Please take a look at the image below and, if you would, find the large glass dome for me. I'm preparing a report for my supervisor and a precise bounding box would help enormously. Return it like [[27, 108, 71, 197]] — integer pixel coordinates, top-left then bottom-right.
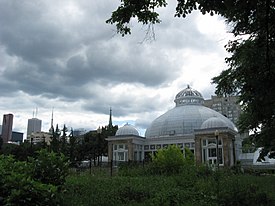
[[145, 86, 237, 138]]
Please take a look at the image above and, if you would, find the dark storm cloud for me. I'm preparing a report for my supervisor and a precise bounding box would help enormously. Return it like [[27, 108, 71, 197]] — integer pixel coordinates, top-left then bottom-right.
[[65, 40, 179, 86], [0, 1, 75, 63], [0, 0, 182, 102]]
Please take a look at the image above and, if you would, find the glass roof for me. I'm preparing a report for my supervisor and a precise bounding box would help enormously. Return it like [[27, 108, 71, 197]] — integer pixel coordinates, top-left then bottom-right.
[[145, 86, 237, 138], [116, 123, 139, 136]]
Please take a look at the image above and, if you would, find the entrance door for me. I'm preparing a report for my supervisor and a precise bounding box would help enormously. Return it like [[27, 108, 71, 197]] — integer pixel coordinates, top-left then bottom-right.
[[202, 139, 223, 166], [208, 148, 217, 165]]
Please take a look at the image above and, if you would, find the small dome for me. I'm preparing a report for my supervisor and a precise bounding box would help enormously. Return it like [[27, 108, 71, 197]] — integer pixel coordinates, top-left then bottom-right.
[[174, 85, 204, 106], [201, 117, 232, 130], [115, 123, 139, 136]]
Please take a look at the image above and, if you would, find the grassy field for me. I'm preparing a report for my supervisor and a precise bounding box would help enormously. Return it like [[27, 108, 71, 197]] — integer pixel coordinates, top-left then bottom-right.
[[61, 166, 275, 206]]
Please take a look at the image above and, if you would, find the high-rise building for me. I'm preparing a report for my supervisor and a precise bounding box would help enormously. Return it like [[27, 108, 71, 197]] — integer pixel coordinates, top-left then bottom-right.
[[203, 95, 248, 148], [27, 118, 42, 137], [11, 131, 24, 144], [203, 96, 241, 127], [1, 114, 14, 143]]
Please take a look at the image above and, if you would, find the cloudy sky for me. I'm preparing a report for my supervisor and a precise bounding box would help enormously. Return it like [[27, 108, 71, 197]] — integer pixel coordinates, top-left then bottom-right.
[[0, 0, 232, 137]]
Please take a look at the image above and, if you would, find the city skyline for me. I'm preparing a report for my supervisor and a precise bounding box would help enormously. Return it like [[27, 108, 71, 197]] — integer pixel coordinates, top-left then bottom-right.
[[1, 92, 242, 140]]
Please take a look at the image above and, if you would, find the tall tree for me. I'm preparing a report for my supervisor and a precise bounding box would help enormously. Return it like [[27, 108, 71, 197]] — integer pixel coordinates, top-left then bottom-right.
[[97, 125, 118, 165], [67, 128, 78, 166], [50, 124, 61, 153], [55, 124, 61, 139], [83, 131, 95, 164], [60, 124, 68, 154], [107, 0, 275, 155]]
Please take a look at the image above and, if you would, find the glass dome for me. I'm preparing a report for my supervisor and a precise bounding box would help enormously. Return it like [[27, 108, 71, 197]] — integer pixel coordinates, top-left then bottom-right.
[[145, 86, 237, 138], [116, 123, 139, 136], [201, 117, 233, 130]]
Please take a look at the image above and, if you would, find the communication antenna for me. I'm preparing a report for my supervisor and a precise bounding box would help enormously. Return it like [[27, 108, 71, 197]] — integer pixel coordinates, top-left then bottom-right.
[[35, 107, 38, 118]]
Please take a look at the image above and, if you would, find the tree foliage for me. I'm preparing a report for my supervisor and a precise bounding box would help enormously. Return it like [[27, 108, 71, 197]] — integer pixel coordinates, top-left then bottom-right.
[[107, 0, 275, 151], [106, 0, 167, 36], [0, 137, 3, 150], [0, 142, 37, 161], [152, 145, 194, 174], [28, 149, 69, 186], [0, 152, 68, 205], [81, 125, 118, 166]]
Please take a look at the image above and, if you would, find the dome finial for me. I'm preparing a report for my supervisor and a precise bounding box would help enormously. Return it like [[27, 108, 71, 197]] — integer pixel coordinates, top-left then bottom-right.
[[187, 84, 190, 89]]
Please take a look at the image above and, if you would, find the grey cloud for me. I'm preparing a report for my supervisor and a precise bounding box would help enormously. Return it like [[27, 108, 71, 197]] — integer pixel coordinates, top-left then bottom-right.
[[0, 0, 224, 135], [0, 0, 181, 102], [63, 39, 180, 87], [82, 87, 166, 118], [0, 3, 75, 62]]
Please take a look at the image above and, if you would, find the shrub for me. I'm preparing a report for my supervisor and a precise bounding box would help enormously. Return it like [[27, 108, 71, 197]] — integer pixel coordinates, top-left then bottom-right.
[[118, 161, 145, 177], [28, 149, 69, 186], [118, 185, 150, 204], [218, 179, 272, 205], [151, 145, 194, 175], [0, 155, 59, 205]]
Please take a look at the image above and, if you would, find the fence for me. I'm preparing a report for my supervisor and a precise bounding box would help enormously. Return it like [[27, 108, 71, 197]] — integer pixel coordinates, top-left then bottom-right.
[[72, 160, 147, 176]]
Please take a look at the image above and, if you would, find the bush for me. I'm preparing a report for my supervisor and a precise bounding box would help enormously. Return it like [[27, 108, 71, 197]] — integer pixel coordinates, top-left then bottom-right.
[[28, 149, 69, 186], [151, 145, 194, 175], [0, 155, 59, 205], [0, 149, 69, 205], [218, 178, 272, 205]]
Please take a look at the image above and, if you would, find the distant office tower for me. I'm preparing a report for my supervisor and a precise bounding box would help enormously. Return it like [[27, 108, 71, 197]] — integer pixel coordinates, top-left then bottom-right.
[[204, 96, 241, 126], [11, 131, 24, 144], [1, 114, 14, 143], [0, 125, 2, 135], [27, 118, 42, 137]]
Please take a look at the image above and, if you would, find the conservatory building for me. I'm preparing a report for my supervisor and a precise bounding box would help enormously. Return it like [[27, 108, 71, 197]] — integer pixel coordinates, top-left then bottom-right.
[[107, 86, 240, 167]]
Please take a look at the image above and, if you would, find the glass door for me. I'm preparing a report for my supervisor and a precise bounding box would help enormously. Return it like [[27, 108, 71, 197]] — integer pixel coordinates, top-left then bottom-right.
[[208, 147, 217, 165]]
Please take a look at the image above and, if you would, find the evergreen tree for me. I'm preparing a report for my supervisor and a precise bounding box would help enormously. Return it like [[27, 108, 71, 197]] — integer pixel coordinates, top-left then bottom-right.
[[68, 128, 78, 166], [51, 124, 60, 153], [60, 124, 68, 154]]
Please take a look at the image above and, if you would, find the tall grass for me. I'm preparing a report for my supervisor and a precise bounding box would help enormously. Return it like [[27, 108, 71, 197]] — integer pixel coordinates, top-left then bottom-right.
[[62, 165, 275, 206]]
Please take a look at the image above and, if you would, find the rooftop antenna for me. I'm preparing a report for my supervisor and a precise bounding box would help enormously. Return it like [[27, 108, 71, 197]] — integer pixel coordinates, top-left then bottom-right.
[[35, 107, 38, 118]]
